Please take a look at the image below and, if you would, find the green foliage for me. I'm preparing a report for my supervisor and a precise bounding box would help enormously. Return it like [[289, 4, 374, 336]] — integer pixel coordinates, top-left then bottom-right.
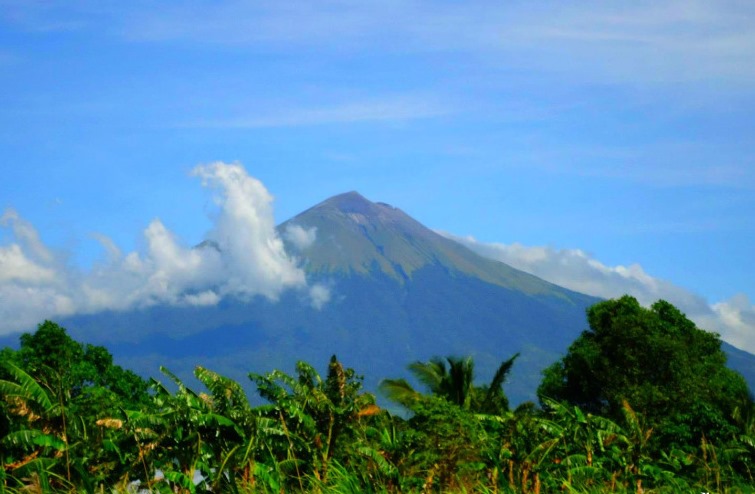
[[10, 321, 151, 415], [380, 353, 519, 415], [249, 355, 378, 489], [538, 296, 753, 453], [0, 321, 152, 491], [1, 313, 754, 492]]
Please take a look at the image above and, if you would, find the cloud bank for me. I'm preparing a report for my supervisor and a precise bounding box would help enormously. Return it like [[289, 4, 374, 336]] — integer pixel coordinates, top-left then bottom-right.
[[0, 162, 326, 335], [443, 233, 755, 354]]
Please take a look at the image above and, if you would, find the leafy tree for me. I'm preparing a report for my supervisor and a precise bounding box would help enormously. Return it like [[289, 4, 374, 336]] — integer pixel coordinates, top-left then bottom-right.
[[538, 296, 753, 452], [400, 396, 486, 492], [1, 321, 153, 490], [10, 321, 150, 415]]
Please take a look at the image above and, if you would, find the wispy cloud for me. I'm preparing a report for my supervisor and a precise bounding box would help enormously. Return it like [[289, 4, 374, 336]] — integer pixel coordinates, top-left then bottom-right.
[[117, 1, 755, 86], [443, 232, 755, 354], [511, 141, 755, 190], [181, 97, 451, 129], [0, 162, 328, 335], [495, 1, 755, 88], [8, 2, 754, 87]]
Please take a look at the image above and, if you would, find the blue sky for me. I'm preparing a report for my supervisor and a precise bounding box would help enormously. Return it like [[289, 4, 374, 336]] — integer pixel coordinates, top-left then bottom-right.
[[1, 1, 754, 351]]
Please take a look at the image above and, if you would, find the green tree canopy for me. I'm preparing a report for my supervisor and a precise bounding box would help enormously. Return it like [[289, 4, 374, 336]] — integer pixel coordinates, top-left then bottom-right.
[[538, 296, 753, 450], [7, 320, 150, 415]]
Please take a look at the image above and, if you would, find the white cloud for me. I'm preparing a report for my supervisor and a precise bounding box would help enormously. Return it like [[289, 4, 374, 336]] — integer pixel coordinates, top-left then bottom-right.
[[184, 290, 221, 307], [193, 162, 306, 298], [90, 232, 122, 262], [0, 162, 321, 335], [1, 209, 55, 264], [0, 244, 57, 284], [707, 295, 755, 353], [444, 232, 755, 354], [283, 224, 317, 250], [308, 283, 332, 310], [0, 284, 76, 333]]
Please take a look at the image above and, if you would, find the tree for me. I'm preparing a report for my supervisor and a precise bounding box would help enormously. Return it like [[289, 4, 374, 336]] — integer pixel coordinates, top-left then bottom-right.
[[538, 296, 752, 452], [1, 321, 153, 490], [10, 321, 150, 414], [380, 353, 519, 414]]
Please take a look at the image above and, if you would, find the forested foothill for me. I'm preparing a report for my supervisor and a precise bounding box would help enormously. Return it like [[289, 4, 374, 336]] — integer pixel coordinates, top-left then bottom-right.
[[1, 297, 753, 493]]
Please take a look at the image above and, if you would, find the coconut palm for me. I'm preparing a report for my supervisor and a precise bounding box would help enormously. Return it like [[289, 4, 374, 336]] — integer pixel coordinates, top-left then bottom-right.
[[380, 353, 519, 414]]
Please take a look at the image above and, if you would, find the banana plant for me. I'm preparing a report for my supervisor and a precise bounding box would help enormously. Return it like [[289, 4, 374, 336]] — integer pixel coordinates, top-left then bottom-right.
[[0, 362, 67, 491], [119, 366, 245, 493], [250, 355, 378, 488], [193, 365, 287, 493], [527, 398, 628, 492]]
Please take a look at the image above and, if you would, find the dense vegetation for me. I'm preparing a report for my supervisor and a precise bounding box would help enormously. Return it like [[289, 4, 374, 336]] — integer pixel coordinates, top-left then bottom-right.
[[1, 297, 753, 493]]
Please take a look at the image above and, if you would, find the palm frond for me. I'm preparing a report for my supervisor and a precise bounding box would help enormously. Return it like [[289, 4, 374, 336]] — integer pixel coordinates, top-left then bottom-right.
[[408, 360, 445, 394], [378, 378, 421, 408], [486, 353, 519, 401]]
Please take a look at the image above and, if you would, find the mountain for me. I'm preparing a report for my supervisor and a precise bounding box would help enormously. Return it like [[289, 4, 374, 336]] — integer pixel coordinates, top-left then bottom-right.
[[281, 191, 575, 295], [3, 192, 753, 404]]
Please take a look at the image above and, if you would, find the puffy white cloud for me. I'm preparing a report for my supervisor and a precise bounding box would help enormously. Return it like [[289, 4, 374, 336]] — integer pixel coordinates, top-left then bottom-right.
[[0, 284, 76, 332], [0, 162, 321, 335], [184, 290, 221, 307], [706, 295, 755, 354], [308, 283, 331, 310], [0, 244, 57, 284], [283, 224, 317, 250], [444, 232, 755, 354], [193, 162, 306, 298]]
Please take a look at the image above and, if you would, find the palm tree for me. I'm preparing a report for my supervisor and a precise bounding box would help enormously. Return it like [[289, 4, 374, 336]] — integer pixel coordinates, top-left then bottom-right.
[[380, 353, 519, 413], [409, 356, 474, 408], [475, 353, 520, 414]]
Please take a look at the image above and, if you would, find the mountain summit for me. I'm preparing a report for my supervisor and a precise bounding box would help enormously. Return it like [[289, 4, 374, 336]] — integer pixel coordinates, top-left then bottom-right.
[[282, 191, 567, 296]]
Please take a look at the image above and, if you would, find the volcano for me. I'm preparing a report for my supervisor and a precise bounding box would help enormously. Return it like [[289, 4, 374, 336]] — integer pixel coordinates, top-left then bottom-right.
[[23, 191, 753, 404]]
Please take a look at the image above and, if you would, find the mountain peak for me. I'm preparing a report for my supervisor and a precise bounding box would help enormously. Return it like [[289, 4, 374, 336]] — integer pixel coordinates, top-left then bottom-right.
[[313, 191, 396, 216], [326, 190, 368, 204], [280, 192, 568, 297]]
